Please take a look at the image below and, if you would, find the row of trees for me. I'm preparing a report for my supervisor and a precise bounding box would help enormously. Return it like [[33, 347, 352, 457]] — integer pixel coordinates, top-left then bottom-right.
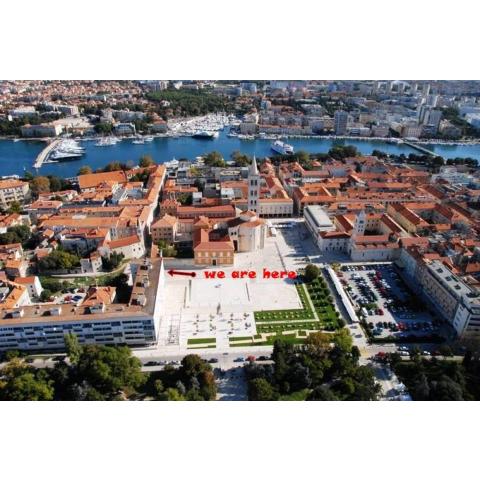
[[21, 172, 73, 199], [0, 336, 145, 400], [371, 149, 478, 170], [391, 349, 480, 401], [269, 146, 360, 170], [77, 155, 156, 177], [145, 354, 217, 401], [246, 331, 380, 400], [0, 337, 216, 401]]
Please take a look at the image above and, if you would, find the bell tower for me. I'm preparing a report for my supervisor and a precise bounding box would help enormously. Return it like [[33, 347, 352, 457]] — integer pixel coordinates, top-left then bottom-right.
[[247, 155, 260, 213]]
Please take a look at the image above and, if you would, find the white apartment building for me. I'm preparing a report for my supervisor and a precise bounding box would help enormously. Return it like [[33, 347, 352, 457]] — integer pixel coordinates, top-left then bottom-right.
[[420, 260, 480, 337], [0, 179, 30, 208], [0, 257, 165, 351]]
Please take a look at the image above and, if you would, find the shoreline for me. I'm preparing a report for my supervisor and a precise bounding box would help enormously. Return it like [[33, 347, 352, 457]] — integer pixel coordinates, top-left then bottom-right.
[[2, 134, 480, 147]]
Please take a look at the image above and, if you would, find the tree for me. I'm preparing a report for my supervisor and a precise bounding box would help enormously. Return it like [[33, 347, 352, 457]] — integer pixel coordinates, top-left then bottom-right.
[[189, 166, 202, 177], [157, 240, 177, 257], [101, 252, 124, 272], [328, 145, 359, 160], [64, 333, 82, 365], [38, 250, 81, 272], [139, 155, 155, 168], [78, 165, 92, 175], [438, 345, 453, 358], [176, 192, 192, 206], [94, 122, 113, 135], [204, 151, 225, 168], [0, 359, 54, 401], [48, 175, 63, 192], [304, 263, 320, 283], [7, 201, 22, 214], [307, 385, 339, 400], [30, 176, 51, 196], [412, 373, 430, 400], [231, 151, 251, 167], [178, 354, 216, 400], [248, 378, 278, 400], [0, 225, 33, 247], [158, 388, 185, 401], [40, 277, 63, 293], [74, 345, 146, 398], [296, 150, 312, 169], [429, 376, 464, 401], [104, 273, 132, 303], [333, 328, 353, 353], [40, 289, 53, 302]]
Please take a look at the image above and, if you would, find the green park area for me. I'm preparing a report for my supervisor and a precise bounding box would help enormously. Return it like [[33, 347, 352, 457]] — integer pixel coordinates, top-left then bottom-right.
[[234, 267, 344, 347]]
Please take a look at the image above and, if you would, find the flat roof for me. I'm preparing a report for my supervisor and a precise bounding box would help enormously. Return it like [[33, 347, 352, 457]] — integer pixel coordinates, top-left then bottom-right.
[[0, 258, 163, 327], [304, 205, 333, 229]]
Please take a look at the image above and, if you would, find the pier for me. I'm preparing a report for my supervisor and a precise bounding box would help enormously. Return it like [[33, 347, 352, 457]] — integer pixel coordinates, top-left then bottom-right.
[[403, 140, 436, 156], [33, 139, 61, 169]]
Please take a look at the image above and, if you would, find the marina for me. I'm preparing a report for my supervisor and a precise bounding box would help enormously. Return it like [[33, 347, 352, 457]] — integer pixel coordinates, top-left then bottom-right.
[[2, 131, 480, 178]]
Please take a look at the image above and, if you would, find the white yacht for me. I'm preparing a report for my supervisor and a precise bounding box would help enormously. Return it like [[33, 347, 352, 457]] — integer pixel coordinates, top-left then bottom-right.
[[271, 140, 294, 155], [193, 130, 218, 139], [95, 137, 120, 147], [48, 139, 85, 161]]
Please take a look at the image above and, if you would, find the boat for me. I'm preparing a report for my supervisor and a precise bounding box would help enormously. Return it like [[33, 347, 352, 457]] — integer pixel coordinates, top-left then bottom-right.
[[271, 140, 294, 155], [132, 137, 145, 144], [49, 151, 82, 161], [48, 139, 85, 161], [192, 130, 217, 139], [144, 136, 154, 142], [95, 137, 120, 147]]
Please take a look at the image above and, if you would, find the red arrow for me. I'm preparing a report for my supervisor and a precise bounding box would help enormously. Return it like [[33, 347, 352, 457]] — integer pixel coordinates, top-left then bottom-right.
[[168, 269, 196, 278]]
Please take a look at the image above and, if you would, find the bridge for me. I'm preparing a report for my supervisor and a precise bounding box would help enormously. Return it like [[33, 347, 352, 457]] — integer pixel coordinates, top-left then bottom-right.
[[33, 139, 61, 169]]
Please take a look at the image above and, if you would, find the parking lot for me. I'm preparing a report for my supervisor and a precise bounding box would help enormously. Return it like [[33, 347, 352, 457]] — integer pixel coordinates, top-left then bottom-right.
[[338, 263, 442, 341]]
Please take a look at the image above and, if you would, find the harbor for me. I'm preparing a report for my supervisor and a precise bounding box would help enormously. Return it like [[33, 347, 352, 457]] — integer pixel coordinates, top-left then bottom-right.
[[2, 132, 480, 179]]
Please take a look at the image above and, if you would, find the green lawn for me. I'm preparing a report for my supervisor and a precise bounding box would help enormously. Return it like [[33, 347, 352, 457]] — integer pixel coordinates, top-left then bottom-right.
[[256, 321, 322, 334], [254, 276, 341, 332], [229, 336, 253, 342], [253, 284, 314, 322], [230, 333, 306, 347], [187, 337, 216, 345]]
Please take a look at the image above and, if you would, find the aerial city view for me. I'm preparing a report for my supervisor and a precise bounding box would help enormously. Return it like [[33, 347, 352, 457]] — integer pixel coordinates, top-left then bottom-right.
[[2, 79, 480, 401]]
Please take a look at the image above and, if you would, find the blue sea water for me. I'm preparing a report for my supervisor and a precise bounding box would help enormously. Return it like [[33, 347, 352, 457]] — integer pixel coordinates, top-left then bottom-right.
[[1, 131, 480, 178]]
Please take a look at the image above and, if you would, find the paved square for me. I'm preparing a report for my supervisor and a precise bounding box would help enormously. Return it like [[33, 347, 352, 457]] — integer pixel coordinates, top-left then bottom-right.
[[158, 233, 304, 349]]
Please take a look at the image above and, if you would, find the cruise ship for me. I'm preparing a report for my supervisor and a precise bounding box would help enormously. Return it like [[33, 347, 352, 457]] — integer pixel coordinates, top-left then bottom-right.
[[271, 140, 294, 155], [192, 130, 219, 139]]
